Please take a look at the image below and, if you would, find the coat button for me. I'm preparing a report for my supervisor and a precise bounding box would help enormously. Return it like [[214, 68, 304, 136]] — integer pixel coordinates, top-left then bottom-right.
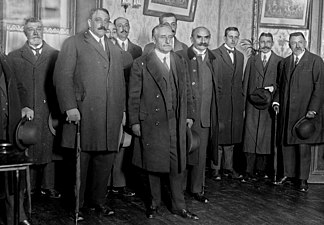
[[192, 82, 196, 85], [155, 108, 160, 112], [193, 69, 196, 72], [155, 121, 160, 126], [156, 94, 160, 98], [193, 57, 196, 60], [43, 99, 46, 103]]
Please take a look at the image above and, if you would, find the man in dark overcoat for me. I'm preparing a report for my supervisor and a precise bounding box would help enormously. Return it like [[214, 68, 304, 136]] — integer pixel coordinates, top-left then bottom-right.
[[128, 24, 198, 220], [0, 53, 31, 225], [178, 27, 219, 203], [53, 8, 132, 218], [8, 17, 61, 198], [242, 32, 282, 181], [273, 32, 324, 192], [143, 13, 188, 55], [212, 27, 245, 179]]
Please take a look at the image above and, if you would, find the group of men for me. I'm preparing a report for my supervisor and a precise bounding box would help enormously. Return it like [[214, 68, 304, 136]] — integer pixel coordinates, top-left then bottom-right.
[[0, 6, 324, 224]]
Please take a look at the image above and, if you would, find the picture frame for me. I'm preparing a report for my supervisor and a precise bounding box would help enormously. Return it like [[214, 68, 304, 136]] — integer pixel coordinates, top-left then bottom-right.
[[259, 0, 310, 29], [143, 0, 198, 22]]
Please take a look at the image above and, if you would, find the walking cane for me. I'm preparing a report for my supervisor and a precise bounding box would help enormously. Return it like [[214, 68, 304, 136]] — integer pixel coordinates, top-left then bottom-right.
[[75, 122, 81, 225], [273, 110, 278, 184]]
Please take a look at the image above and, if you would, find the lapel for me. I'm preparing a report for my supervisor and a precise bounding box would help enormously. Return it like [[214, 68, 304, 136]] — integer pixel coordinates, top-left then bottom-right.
[[35, 42, 52, 66], [220, 44, 234, 71], [83, 31, 109, 62], [170, 52, 178, 88], [146, 51, 168, 98], [255, 54, 264, 78], [21, 42, 37, 65]]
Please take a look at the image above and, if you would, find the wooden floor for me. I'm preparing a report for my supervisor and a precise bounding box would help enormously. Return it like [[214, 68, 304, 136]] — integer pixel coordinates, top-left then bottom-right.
[[29, 175, 324, 225]]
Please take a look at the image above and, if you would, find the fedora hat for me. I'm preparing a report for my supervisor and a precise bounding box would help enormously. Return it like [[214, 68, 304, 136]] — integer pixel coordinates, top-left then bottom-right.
[[186, 126, 200, 154], [15, 116, 38, 150], [48, 113, 60, 136], [118, 124, 133, 148], [248, 88, 272, 110], [292, 116, 316, 140]]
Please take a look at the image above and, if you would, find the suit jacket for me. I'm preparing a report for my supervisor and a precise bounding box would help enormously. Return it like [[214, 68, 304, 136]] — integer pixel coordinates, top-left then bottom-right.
[[213, 44, 245, 144], [243, 51, 282, 154], [8, 42, 59, 163], [274, 50, 324, 145], [53, 30, 132, 151], [177, 46, 220, 165], [128, 50, 194, 173], [143, 36, 188, 55]]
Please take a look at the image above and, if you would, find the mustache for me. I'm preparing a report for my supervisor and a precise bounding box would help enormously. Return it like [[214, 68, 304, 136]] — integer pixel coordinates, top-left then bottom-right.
[[121, 30, 128, 33], [98, 26, 107, 31], [261, 46, 271, 50], [198, 43, 208, 47]]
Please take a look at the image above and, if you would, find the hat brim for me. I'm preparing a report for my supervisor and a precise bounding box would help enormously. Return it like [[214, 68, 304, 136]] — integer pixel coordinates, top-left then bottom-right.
[[186, 126, 200, 154], [292, 116, 316, 140], [248, 88, 272, 110], [15, 117, 28, 150]]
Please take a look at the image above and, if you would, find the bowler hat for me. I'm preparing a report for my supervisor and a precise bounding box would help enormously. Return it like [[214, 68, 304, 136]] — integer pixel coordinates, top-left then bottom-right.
[[186, 126, 200, 154], [120, 131, 132, 148], [292, 116, 316, 140], [249, 88, 272, 110], [15, 116, 38, 150], [48, 113, 60, 136]]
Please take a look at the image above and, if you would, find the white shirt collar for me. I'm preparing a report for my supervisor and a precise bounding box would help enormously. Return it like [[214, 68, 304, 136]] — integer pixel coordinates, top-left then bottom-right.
[[224, 44, 235, 52], [116, 38, 129, 50], [29, 42, 43, 54], [155, 49, 170, 68], [192, 46, 207, 60], [294, 49, 305, 60], [261, 51, 272, 61]]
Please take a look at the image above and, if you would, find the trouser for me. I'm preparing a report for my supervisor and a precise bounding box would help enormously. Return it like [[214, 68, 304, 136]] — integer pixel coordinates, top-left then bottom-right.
[[245, 152, 269, 175], [282, 144, 311, 180], [108, 147, 126, 188], [188, 126, 209, 194], [79, 151, 115, 207], [211, 145, 235, 172], [30, 161, 55, 191]]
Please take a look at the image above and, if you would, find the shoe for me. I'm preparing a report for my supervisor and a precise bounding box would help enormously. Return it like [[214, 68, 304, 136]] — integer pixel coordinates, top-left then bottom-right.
[[241, 173, 257, 183], [298, 179, 309, 192], [111, 186, 135, 197], [224, 170, 242, 179], [212, 174, 222, 181], [192, 192, 209, 203], [70, 211, 85, 222], [174, 209, 199, 220], [275, 176, 293, 185], [40, 188, 61, 199], [19, 220, 31, 225], [94, 205, 115, 216], [146, 206, 159, 219]]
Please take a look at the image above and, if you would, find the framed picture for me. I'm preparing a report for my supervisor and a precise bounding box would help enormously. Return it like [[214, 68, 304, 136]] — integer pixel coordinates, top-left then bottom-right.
[[143, 0, 198, 22], [260, 0, 310, 28]]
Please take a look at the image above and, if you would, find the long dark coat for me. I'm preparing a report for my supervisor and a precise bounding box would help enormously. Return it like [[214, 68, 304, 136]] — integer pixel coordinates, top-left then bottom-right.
[[53, 30, 132, 151], [128, 50, 195, 173], [0, 53, 23, 145], [242, 52, 282, 154], [8, 42, 59, 164], [177, 47, 219, 165], [213, 44, 245, 145], [274, 50, 324, 145]]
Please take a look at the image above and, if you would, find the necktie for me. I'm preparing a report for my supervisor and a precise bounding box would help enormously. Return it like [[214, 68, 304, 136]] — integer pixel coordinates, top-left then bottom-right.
[[262, 55, 267, 68], [227, 49, 234, 64], [227, 49, 234, 54], [99, 39, 105, 51], [30, 46, 42, 60], [122, 42, 126, 51], [163, 57, 169, 71], [295, 56, 299, 67]]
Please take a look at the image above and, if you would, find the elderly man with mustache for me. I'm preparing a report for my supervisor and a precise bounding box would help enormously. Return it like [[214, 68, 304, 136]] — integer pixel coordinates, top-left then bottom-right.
[[178, 26, 220, 203], [53, 8, 132, 220], [242, 32, 282, 182]]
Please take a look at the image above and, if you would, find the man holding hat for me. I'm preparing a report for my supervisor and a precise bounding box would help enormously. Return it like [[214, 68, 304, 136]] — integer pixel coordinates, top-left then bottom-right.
[[177, 26, 219, 203], [242, 32, 282, 182], [273, 32, 324, 192]]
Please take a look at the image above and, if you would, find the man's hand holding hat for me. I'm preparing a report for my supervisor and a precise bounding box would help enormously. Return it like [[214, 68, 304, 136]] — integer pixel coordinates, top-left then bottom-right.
[[21, 107, 34, 120], [66, 108, 81, 124]]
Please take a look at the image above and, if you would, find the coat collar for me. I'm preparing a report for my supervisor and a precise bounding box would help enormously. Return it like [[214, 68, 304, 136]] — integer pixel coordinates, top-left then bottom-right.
[[187, 45, 215, 60], [21, 41, 53, 65], [83, 30, 109, 61], [219, 44, 234, 68]]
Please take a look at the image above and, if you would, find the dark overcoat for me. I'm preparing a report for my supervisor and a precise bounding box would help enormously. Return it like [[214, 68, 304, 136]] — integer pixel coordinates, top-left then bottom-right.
[[143, 37, 188, 55], [242, 52, 282, 154], [0, 53, 22, 145], [177, 47, 219, 165], [53, 30, 131, 151], [213, 44, 245, 145], [128, 50, 195, 173], [8, 42, 59, 164], [274, 50, 324, 145]]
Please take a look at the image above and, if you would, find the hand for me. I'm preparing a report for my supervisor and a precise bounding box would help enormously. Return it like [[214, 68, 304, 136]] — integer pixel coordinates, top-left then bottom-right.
[[273, 105, 279, 114], [132, 124, 141, 136], [122, 112, 126, 126], [264, 86, 274, 93], [186, 119, 193, 128], [306, 111, 316, 118], [66, 108, 81, 124], [21, 107, 34, 120]]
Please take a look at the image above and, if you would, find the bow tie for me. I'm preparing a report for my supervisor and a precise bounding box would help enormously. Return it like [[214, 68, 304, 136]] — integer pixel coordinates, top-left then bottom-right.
[[227, 49, 234, 54]]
